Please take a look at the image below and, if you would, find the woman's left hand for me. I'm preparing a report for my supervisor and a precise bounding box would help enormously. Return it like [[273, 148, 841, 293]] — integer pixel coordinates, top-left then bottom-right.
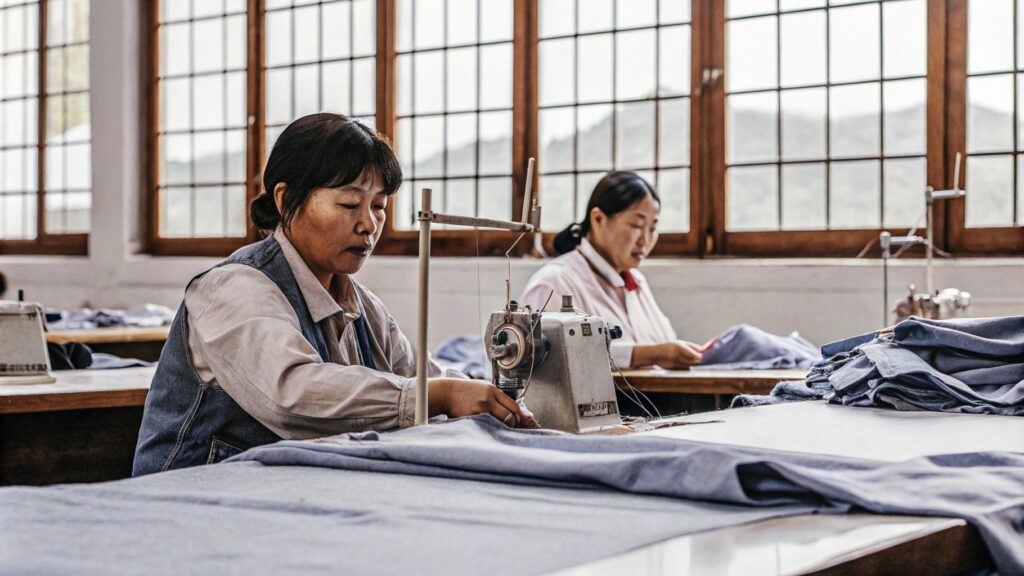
[[428, 378, 540, 428]]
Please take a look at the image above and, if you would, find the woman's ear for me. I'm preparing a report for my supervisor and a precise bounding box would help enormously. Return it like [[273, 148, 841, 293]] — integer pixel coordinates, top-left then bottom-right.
[[273, 182, 288, 214], [589, 206, 606, 231]]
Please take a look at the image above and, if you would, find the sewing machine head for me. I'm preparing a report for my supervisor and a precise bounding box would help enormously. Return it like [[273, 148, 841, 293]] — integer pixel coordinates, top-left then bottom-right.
[[485, 294, 622, 433]]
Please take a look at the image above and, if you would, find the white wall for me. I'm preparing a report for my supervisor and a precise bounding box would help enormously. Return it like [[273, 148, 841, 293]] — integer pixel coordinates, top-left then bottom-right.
[[0, 0, 1021, 350]]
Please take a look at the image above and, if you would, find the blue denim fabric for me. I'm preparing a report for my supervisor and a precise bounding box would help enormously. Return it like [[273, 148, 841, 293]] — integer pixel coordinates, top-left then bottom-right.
[[133, 235, 334, 476], [699, 324, 821, 370], [733, 316, 1024, 416]]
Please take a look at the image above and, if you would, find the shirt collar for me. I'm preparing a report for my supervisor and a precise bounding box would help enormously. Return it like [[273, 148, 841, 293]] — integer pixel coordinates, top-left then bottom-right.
[[577, 237, 626, 289], [274, 227, 360, 323]]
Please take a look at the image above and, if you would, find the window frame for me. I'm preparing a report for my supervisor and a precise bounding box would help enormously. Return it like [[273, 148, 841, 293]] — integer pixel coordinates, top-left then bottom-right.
[[0, 0, 88, 256], [142, 0, 1021, 258]]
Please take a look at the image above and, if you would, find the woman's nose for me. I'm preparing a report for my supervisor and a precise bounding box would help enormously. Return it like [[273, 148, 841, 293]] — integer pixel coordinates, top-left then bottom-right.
[[355, 207, 378, 236]]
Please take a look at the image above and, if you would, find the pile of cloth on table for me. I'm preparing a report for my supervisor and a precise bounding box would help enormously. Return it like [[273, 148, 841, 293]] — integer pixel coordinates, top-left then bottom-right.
[[45, 303, 175, 331], [734, 315, 1024, 416]]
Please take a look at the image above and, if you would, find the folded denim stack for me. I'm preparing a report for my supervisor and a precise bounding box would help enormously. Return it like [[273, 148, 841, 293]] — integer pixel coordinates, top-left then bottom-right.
[[734, 316, 1024, 416]]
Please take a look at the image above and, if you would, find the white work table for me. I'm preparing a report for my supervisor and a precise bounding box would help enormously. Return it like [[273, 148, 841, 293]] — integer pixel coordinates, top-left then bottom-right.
[[552, 401, 1020, 576]]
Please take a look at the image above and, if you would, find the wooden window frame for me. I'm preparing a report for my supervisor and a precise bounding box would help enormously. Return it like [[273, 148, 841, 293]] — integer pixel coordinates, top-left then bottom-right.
[[945, 0, 1024, 254], [142, 0, 1021, 258], [0, 0, 87, 256]]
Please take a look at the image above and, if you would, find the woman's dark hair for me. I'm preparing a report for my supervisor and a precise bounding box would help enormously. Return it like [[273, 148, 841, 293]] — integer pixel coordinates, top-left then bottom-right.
[[250, 113, 403, 231], [552, 171, 660, 255]]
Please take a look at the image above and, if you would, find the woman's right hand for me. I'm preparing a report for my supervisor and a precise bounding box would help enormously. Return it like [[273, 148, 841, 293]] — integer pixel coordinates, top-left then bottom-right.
[[633, 341, 703, 369], [427, 378, 539, 428]]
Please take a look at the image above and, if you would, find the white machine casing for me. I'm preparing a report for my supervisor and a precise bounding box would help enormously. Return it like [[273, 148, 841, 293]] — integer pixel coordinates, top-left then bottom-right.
[[486, 303, 621, 434]]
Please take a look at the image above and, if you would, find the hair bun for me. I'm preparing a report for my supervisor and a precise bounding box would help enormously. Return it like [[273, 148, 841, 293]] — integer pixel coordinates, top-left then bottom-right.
[[552, 223, 583, 255], [250, 192, 282, 231]]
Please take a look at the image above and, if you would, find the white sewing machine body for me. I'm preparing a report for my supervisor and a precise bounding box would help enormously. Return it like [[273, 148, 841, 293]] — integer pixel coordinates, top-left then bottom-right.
[[485, 297, 621, 434], [0, 300, 56, 385]]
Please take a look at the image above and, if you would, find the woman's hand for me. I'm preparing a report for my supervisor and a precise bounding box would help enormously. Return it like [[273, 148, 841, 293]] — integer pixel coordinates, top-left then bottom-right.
[[428, 378, 540, 428], [632, 341, 703, 369]]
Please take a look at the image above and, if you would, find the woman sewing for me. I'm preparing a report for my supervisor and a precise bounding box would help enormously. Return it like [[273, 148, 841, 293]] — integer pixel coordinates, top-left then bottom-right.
[[134, 113, 534, 476], [521, 171, 703, 370]]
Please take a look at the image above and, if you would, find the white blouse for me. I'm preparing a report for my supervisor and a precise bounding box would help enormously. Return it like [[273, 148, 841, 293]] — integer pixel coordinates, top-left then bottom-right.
[[520, 238, 677, 368]]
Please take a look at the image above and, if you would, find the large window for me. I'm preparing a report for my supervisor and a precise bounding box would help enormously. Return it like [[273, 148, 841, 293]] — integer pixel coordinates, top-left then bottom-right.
[[537, 0, 692, 235], [392, 0, 515, 231], [148, 0, 377, 255], [144, 0, 1021, 257], [0, 0, 90, 254]]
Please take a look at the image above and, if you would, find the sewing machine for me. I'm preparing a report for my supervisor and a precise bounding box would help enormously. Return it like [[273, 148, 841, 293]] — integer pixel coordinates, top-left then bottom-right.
[[0, 300, 56, 385], [484, 295, 623, 433]]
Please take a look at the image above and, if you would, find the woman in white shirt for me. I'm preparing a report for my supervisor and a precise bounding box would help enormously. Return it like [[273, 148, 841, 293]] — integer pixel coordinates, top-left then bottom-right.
[[521, 171, 703, 370]]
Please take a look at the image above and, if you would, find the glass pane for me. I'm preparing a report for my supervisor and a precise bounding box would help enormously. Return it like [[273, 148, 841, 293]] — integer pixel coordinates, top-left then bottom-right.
[[294, 6, 320, 63], [479, 110, 511, 175], [728, 91, 777, 164], [967, 75, 1014, 153], [193, 131, 226, 184], [968, 0, 1013, 74], [45, 145, 64, 190], [830, 83, 880, 159], [414, 115, 444, 177], [829, 4, 880, 83], [65, 45, 88, 93], [781, 87, 826, 161], [883, 158, 926, 228], [539, 39, 575, 106], [193, 75, 225, 130], [226, 71, 246, 128], [780, 11, 825, 87], [578, 34, 613, 103], [656, 167, 689, 232], [265, 10, 292, 67], [659, 25, 690, 97], [414, 51, 443, 114], [227, 16, 246, 68], [353, 0, 375, 57], [322, 60, 352, 113], [396, 0, 412, 51], [393, 179, 415, 230], [830, 160, 880, 229], [540, 0, 575, 38], [162, 77, 191, 131], [415, 0, 444, 50], [780, 0, 823, 10], [660, 0, 691, 24], [193, 19, 224, 74], [161, 187, 193, 237], [659, 98, 690, 166], [63, 192, 89, 234], [396, 54, 411, 115], [396, 117, 413, 175], [540, 107, 575, 174], [194, 0, 224, 19], [883, 0, 926, 78], [576, 172, 604, 221], [966, 154, 1014, 227], [447, 0, 477, 45], [194, 186, 226, 236], [293, 64, 319, 117], [162, 0, 190, 21], [727, 165, 778, 231], [265, 68, 292, 125], [161, 133, 192, 186], [322, 2, 351, 60], [445, 178, 475, 218], [447, 50, 477, 114], [226, 129, 246, 182], [45, 192, 66, 235], [616, 29, 656, 100], [577, 104, 613, 171], [352, 58, 375, 115], [781, 163, 826, 230], [540, 173, 574, 231], [727, 16, 777, 92], [478, 177, 512, 221], [616, 101, 655, 169], [883, 78, 926, 157], [480, 0, 512, 42], [447, 113, 477, 177], [161, 23, 191, 77], [579, 0, 612, 33], [479, 43, 512, 109], [46, 47, 65, 93], [226, 185, 246, 236], [728, 0, 776, 19], [617, 0, 655, 28]]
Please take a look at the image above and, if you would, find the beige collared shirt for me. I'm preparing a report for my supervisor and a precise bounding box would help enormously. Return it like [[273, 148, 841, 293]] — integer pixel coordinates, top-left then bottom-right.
[[184, 228, 461, 440], [520, 238, 677, 368]]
